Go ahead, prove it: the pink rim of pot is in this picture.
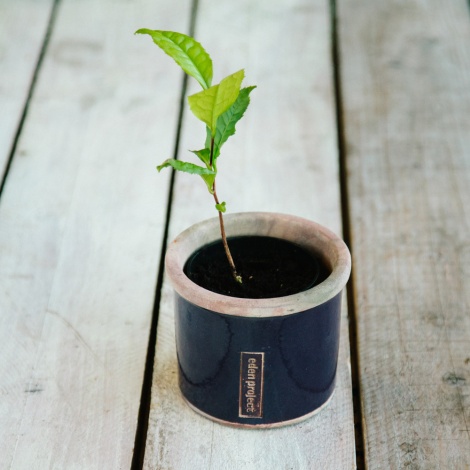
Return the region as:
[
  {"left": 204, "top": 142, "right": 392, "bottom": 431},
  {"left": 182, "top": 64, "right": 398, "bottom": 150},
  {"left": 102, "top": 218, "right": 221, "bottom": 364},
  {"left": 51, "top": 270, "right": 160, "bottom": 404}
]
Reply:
[{"left": 165, "top": 212, "right": 351, "bottom": 318}]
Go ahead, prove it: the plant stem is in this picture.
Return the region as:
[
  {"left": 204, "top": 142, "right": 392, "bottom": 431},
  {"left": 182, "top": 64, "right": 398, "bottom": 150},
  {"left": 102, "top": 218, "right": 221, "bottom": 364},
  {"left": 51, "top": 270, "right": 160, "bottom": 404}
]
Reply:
[
  {"left": 208, "top": 136, "right": 242, "bottom": 284},
  {"left": 212, "top": 181, "right": 242, "bottom": 284},
  {"left": 210, "top": 137, "right": 215, "bottom": 167}
]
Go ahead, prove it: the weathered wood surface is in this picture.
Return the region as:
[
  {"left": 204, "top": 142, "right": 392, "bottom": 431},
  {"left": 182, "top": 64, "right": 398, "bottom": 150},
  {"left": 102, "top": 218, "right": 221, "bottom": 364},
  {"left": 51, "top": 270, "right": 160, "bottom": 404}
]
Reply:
[
  {"left": 143, "top": 0, "right": 356, "bottom": 468},
  {"left": 0, "top": 0, "right": 54, "bottom": 179},
  {"left": 6, "top": 0, "right": 469, "bottom": 467},
  {"left": 0, "top": 0, "right": 185, "bottom": 467},
  {"left": 339, "top": 0, "right": 470, "bottom": 467}
]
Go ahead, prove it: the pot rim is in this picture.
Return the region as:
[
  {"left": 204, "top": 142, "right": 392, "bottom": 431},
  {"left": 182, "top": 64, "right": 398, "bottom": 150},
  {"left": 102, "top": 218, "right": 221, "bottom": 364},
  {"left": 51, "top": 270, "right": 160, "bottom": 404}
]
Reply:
[{"left": 165, "top": 212, "right": 351, "bottom": 317}]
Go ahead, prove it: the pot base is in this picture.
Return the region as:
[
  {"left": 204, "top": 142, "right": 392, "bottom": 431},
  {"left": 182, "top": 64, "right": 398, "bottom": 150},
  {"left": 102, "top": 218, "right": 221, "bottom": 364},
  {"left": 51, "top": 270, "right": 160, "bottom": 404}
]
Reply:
[{"left": 182, "top": 389, "right": 336, "bottom": 429}]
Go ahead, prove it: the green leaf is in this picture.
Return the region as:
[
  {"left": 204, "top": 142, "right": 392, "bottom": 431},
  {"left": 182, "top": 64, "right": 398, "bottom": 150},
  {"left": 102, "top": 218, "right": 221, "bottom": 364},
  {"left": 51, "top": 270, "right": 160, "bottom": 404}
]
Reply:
[
  {"left": 135, "top": 29, "right": 212, "bottom": 89},
  {"left": 190, "top": 148, "right": 211, "bottom": 169},
  {"left": 215, "top": 201, "right": 226, "bottom": 213},
  {"left": 156, "top": 158, "right": 215, "bottom": 175},
  {"left": 157, "top": 159, "right": 215, "bottom": 193},
  {"left": 201, "top": 173, "right": 216, "bottom": 194},
  {"left": 210, "top": 86, "right": 256, "bottom": 159},
  {"left": 188, "top": 69, "right": 245, "bottom": 133}
]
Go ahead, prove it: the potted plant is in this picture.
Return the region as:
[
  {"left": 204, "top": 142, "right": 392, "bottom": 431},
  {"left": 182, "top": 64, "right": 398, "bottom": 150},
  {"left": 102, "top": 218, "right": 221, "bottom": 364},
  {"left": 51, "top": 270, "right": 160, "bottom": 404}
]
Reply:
[{"left": 136, "top": 29, "right": 351, "bottom": 428}]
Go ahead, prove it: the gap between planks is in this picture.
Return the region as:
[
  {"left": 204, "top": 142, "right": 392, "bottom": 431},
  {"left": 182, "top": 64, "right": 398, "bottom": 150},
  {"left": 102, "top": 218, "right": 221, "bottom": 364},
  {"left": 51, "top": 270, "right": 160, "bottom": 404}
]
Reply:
[{"left": 330, "top": 0, "right": 365, "bottom": 468}]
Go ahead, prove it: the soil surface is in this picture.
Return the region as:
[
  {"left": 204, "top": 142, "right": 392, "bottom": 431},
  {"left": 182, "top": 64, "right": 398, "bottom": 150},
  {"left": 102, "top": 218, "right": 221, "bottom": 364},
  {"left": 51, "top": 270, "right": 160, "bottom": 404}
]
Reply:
[{"left": 184, "top": 236, "right": 331, "bottom": 299}]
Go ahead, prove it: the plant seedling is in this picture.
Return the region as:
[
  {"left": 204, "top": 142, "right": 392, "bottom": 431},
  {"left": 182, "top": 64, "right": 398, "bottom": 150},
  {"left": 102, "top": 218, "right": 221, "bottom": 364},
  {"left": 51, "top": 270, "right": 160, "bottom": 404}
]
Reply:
[{"left": 135, "top": 30, "right": 256, "bottom": 284}]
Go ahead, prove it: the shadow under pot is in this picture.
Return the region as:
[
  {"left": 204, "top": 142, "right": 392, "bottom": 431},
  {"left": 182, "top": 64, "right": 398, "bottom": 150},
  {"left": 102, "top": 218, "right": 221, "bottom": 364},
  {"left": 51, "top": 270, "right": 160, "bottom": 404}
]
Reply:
[{"left": 165, "top": 212, "right": 351, "bottom": 428}]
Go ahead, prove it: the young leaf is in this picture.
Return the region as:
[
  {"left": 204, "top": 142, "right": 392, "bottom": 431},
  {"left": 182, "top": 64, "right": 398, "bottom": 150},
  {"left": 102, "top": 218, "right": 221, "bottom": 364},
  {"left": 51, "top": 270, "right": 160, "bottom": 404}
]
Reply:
[
  {"left": 201, "top": 173, "right": 216, "bottom": 194},
  {"left": 190, "top": 148, "right": 211, "bottom": 169},
  {"left": 215, "top": 202, "right": 226, "bottom": 213},
  {"left": 157, "top": 159, "right": 216, "bottom": 193},
  {"left": 209, "top": 86, "right": 256, "bottom": 159},
  {"left": 157, "top": 158, "right": 215, "bottom": 176},
  {"left": 188, "top": 69, "right": 245, "bottom": 133},
  {"left": 135, "top": 29, "right": 212, "bottom": 89}
]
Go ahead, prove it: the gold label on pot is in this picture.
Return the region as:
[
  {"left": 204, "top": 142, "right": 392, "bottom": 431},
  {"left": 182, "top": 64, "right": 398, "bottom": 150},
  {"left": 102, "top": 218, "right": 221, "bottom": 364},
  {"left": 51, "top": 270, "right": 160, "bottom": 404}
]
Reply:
[{"left": 239, "top": 352, "right": 265, "bottom": 418}]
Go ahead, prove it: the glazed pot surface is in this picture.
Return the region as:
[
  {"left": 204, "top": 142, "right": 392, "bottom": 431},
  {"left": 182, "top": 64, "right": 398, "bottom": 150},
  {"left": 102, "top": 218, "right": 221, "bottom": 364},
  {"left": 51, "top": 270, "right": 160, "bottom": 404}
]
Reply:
[{"left": 175, "top": 292, "right": 342, "bottom": 427}]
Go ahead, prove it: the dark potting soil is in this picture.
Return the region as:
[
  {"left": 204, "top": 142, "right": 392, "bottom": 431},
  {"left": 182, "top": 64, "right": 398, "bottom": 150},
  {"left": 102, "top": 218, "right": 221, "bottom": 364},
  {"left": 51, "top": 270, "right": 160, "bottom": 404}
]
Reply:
[{"left": 184, "top": 236, "right": 331, "bottom": 299}]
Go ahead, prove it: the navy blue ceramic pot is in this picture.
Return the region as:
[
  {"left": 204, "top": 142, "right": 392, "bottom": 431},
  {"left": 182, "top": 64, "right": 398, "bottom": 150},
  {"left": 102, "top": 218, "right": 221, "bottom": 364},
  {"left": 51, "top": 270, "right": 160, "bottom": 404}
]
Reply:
[{"left": 165, "top": 212, "right": 351, "bottom": 428}]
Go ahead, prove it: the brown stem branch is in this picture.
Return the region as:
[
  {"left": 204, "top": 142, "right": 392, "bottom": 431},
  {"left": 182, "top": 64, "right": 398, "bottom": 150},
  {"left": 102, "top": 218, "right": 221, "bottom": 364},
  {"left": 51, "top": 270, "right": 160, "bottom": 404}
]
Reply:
[{"left": 212, "top": 181, "right": 242, "bottom": 284}]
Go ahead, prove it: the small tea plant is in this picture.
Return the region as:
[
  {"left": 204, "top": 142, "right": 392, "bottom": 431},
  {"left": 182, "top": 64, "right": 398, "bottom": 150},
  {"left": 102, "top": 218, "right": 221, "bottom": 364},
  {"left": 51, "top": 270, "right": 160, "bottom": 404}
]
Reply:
[{"left": 136, "top": 30, "right": 256, "bottom": 284}]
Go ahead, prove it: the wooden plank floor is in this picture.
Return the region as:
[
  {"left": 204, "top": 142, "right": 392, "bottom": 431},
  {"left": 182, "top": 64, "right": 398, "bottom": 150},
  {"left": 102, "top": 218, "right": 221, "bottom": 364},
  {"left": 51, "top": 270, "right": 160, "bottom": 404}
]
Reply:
[
  {"left": 0, "top": 0, "right": 54, "bottom": 180},
  {"left": 0, "top": 0, "right": 182, "bottom": 467},
  {"left": 1, "top": 0, "right": 469, "bottom": 468},
  {"left": 339, "top": 0, "right": 470, "bottom": 467}
]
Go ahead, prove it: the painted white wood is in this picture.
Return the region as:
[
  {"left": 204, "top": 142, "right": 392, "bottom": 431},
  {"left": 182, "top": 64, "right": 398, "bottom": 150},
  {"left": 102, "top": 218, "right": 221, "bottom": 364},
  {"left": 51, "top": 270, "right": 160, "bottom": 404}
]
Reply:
[
  {"left": 0, "top": 0, "right": 54, "bottom": 179},
  {"left": 339, "top": 0, "right": 470, "bottom": 467},
  {"left": 144, "top": 0, "right": 356, "bottom": 468},
  {"left": 0, "top": 0, "right": 191, "bottom": 468}
]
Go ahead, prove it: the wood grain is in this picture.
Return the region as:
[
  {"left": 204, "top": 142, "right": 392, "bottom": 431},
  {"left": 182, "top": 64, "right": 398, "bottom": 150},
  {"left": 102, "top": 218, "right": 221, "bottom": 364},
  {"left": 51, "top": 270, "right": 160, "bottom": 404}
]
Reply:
[
  {"left": 338, "top": 0, "right": 470, "bottom": 467},
  {"left": 143, "top": 0, "right": 355, "bottom": 468},
  {"left": 0, "top": 0, "right": 190, "bottom": 467},
  {"left": 0, "top": 0, "right": 54, "bottom": 179}
]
